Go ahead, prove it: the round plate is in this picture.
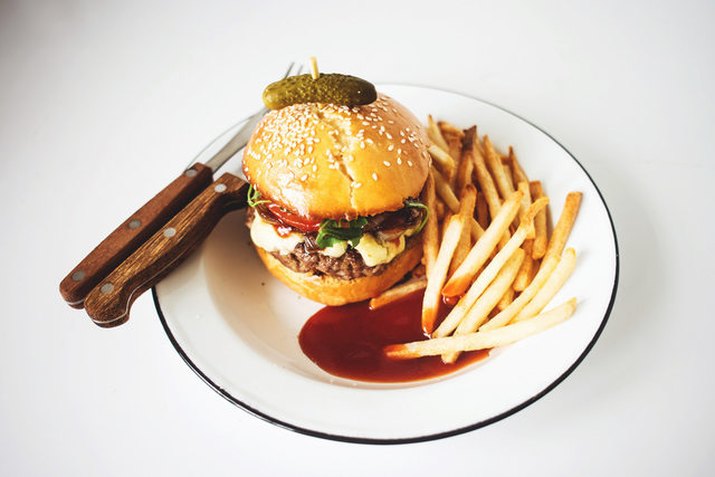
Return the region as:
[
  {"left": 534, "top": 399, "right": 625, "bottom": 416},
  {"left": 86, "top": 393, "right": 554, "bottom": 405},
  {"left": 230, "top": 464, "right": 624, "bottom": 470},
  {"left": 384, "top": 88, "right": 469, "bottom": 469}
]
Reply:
[{"left": 153, "top": 84, "right": 619, "bottom": 444}]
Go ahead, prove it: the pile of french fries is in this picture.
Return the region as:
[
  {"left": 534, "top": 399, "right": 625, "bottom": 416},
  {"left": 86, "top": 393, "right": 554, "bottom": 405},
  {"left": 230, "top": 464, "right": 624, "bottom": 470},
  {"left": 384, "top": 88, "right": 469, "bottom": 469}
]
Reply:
[{"left": 373, "top": 116, "right": 583, "bottom": 362}]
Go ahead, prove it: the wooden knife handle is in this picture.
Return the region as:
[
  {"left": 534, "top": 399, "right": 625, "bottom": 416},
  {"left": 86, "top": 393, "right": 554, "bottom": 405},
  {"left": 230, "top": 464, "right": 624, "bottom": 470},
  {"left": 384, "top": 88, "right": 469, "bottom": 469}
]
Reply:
[
  {"left": 60, "top": 163, "right": 214, "bottom": 309},
  {"left": 84, "top": 173, "right": 247, "bottom": 327}
]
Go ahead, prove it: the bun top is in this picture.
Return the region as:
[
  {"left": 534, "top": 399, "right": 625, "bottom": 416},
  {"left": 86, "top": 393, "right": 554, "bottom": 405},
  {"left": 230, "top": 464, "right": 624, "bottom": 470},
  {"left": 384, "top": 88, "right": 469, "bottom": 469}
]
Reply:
[{"left": 243, "top": 94, "right": 430, "bottom": 219}]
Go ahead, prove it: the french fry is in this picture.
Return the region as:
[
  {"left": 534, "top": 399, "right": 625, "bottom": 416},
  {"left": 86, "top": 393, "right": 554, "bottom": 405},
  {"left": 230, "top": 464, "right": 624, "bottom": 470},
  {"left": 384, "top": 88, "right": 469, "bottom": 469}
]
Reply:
[
  {"left": 421, "top": 215, "right": 466, "bottom": 333},
  {"left": 385, "top": 298, "right": 577, "bottom": 359},
  {"left": 369, "top": 278, "right": 427, "bottom": 310},
  {"left": 439, "top": 122, "right": 464, "bottom": 188},
  {"left": 530, "top": 181, "right": 548, "bottom": 259},
  {"left": 456, "top": 151, "right": 474, "bottom": 193},
  {"left": 455, "top": 132, "right": 474, "bottom": 192},
  {"left": 442, "top": 248, "right": 525, "bottom": 363},
  {"left": 514, "top": 247, "right": 577, "bottom": 322},
  {"left": 496, "top": 285, "right": 515, "bottom": 311},
  {"left": 435, "top": 200, "right": 446, "bottom": 221},
  {"left": 513, "top": 240, "right": 535, "bottom": 291},
  {"left": 434, "top": 197, "right": 549, "bottom": 338},
  {"left": 450, "top": 126, "right": 484, "bottom": 242},
  {"left": 449, "top": 185, "right": 477, "bottom": 277},
  {"left": 421, "top": 172, "right": 439, "bottom": 276},
  {"left": 431, "top": 166, "right": 460, "bottom": 213},
  {"left": 469, "top": 218, "right": 485, "bottom": 242},
  {"left": 427, "top": 115, "right": 450, "bottom": 152},
  {"left": 516, "top": 181, "right": 533, "bottom": 236},
  {"left": 483, "top": 135, "right": 515, "bottom": 201},
  {"left": 502, "top": 162, "right": 515, "bottom": 192},
  {"left": 469, "top": 129, "right": 502, "bottom": 221},
  {"left": 441, "top": 212, "right": 453, "bottom": 240},
  {"left": 470, "top": 130, "right": 508, "bottom": 246},
  {"left": 480, "top": 252, "right": 560, "bottom": 331},
  {"left": 509, "top": 146, "right": 529, "bottom": 185},
  {"left": 428, "top": 144, "right": 456, "bottom": 181},
  {"left": 442, "top": 190, "right": 524, "bottom": 298},
  {"left": 438, "top": 120, "right": 464, "bottom": 162},
  {"left": 476, "top": 192, "right": 489, "bottom": 230},
  {"left": 542, "top": 192, "right": 582, "bottom": 263}
]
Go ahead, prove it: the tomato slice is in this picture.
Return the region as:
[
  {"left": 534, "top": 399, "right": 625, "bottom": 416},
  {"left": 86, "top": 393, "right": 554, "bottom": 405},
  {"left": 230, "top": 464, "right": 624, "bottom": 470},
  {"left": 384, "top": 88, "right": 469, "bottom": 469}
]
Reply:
[{"left": 265, "top": 203, "right": 322, "bottom": 232}]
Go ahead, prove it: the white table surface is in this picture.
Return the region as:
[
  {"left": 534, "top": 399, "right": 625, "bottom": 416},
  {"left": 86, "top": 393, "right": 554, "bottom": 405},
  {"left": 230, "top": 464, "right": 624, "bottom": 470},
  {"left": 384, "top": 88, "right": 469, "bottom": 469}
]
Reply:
[{"left": 2, "top": 0, "right": 713, "bottom": 475}]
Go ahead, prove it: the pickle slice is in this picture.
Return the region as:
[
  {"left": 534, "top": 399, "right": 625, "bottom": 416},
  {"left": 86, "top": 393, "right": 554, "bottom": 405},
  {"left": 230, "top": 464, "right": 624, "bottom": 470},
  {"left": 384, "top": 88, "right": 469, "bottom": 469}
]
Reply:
[{"left": 262, "top": 73, "right": 377, "bottom": 109}]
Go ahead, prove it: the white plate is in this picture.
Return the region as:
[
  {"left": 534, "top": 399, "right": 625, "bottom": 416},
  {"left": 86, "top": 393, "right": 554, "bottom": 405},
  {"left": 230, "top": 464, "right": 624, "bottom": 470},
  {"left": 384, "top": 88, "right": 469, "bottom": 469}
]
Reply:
[{"left": 153, "top": 85, "right": 619, "bottom": 443}]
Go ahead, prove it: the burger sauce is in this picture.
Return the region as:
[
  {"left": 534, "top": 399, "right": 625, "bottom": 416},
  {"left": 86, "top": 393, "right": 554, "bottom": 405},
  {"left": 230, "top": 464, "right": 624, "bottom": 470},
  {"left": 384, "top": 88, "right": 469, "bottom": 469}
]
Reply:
[{"left": 299, "top": 291, "right": 489, "bottom": 383}]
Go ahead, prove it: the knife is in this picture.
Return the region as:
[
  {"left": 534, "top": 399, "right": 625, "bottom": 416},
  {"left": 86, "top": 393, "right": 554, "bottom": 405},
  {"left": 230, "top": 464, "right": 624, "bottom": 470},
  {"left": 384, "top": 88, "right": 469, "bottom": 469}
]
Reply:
[
  {"left": 84, "top": 170, "right": 248, "bottom": 327},
  {"left": 60, "top": 63, "right": 299, "bottom": 311}
]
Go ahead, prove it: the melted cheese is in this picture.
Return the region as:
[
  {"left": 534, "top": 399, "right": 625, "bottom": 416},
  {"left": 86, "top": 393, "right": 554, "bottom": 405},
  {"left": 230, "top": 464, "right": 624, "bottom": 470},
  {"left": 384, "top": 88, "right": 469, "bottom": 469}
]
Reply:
[
  {"left": 250, "top": 212, "right": 409, "bottom": 266},
  {"left": 250, "top": 213, "right": 304, "bottom": 255},
  {"left": 321, "top": 240, "right": 348, "bottom": 257},
  {"left": 355, "top": 234, "right": 406, "bottom": 267}
]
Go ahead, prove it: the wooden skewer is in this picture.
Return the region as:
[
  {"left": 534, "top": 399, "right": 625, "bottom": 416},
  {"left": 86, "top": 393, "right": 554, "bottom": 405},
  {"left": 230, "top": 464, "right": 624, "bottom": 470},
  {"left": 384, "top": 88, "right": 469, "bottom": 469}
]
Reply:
[{"left": 310, "top": 56, "right": 319, "bottom": 79}]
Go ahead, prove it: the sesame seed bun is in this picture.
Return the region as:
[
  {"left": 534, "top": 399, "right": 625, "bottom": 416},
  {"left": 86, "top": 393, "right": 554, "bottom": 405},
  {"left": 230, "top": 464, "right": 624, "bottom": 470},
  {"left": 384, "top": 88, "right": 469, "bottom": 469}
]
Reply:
[
  {"left": 243, "top": 94, "right": 430, "bottom": 219},
  {"left": 253, "top": 237, "right": 423, "bottom": 306}
]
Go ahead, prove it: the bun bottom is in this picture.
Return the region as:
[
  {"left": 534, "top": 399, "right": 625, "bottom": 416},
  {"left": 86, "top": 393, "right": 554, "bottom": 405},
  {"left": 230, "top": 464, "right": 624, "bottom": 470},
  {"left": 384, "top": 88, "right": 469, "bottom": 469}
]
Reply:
[{"left": 254, "top": 238, "right": 423, "bottom": 306}]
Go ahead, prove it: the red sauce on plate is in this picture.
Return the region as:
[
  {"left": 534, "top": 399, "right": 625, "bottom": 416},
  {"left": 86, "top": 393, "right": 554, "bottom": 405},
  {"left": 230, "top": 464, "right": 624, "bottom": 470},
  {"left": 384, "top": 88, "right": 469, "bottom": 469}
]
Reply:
[{"left": 299, "top": 291, "right": 489, "bottom": 383}]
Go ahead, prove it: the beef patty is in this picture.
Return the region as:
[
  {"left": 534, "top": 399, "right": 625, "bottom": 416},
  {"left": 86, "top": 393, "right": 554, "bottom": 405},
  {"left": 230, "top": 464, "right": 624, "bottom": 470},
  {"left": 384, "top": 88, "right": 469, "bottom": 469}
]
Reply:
[{"left": 246, "top": 206, "right": 423, "bottom": 280}]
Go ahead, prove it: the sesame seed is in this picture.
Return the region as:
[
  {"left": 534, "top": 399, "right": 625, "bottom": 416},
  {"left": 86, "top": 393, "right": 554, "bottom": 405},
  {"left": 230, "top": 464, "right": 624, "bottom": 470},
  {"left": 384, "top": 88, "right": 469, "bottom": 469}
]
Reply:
[
  {"left": 387, "top": 144, "right": 394, "bottom": 151},
  {"left": 372, "top": 172, "right": 378, "bottom": 181},
  {"left": 407, "top": 160, "right": 414, "bottom": 167},
  {"left": 383, "top": 161, "right": 391, "bottom": 167},
  {"left": 401, "top": 138, "right": 406, "bottom": 144},
  {"left": 360, "top": 141, "right": 365, "bottom": 149},
  {"left": 397, "top": 157, "right": 403, "bottom": 165},
  {"left": 300, "top": 174, "right": 308, "bottom": 181},
  {"left": 353, "top": 182, "right": 362, "bottom": 188}
]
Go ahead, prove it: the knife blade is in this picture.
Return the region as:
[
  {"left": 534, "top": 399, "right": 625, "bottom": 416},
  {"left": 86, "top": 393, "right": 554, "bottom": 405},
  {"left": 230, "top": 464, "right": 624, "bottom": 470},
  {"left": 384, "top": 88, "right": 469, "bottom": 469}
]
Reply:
[{"left": 59, "top": 63, "right": 297, "bottom": 309}]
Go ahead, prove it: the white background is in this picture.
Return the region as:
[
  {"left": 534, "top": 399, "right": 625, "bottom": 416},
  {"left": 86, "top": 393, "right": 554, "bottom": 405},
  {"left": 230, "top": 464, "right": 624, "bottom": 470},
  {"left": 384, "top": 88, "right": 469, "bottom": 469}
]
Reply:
[{"left": 1, "top": 0, "right": 713, "bottom": 475}]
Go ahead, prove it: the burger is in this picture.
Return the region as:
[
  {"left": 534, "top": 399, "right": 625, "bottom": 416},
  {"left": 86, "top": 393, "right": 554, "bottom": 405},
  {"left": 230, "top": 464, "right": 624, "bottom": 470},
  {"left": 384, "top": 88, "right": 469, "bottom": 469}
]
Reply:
[{"left": 242, "top": 93, "right": 431, "bottom": 305}]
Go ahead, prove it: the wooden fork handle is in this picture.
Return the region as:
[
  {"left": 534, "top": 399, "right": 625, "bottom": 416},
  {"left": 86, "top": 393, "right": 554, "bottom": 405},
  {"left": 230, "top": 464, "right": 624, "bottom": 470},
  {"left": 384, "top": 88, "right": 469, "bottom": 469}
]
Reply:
[
  {"left": 83, "top": 173, "right": 247, "bottom": 327},
  {"left": 60, "top": 163, "right": 214, "bottom": 309}
]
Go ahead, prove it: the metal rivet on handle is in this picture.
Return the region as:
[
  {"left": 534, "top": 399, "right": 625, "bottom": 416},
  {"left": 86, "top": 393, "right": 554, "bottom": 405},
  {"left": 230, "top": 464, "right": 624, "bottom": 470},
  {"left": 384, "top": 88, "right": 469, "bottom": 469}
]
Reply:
[
  {"left": 163, "top": 227, "right": 176, "bottom": 238},
  {"left": 184, "top": 168, "right": 198, "bottom": 178},
  {"left": 71, "top": 270, "right": 85, "bottom": 282},
  {"left": 100, "top": 283, "right": 114, "bottom": 294},
  {"left": 214, "top": 184, "right": 227, "bottom": 193},
  {"left": 128, "top": 219, "right": 142, "bottom": 230}
]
